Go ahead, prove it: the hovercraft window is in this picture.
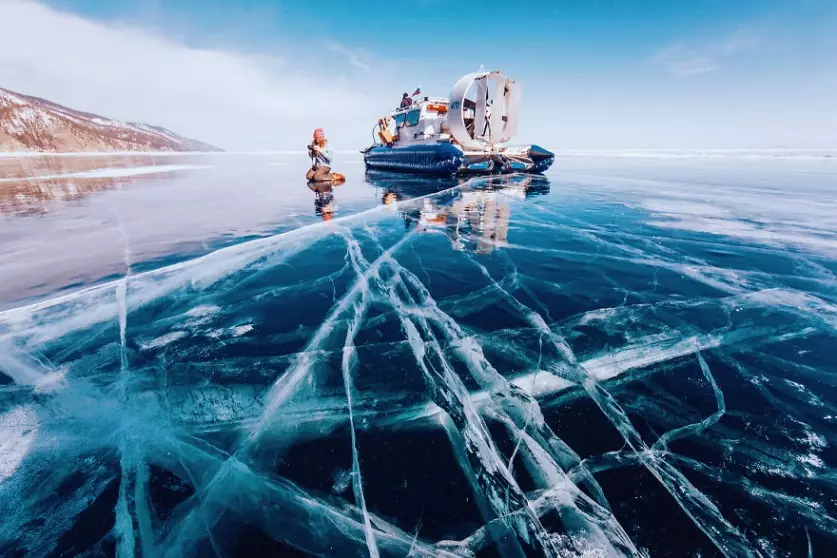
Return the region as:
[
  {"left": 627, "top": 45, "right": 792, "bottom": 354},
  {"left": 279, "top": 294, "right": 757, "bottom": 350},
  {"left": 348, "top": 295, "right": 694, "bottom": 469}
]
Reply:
[
  {"left": 405, "top": 110, "right": 421, "bottom": 127},
  {"left": 394, "top": 113, "right": 407, "bottom": 128}
]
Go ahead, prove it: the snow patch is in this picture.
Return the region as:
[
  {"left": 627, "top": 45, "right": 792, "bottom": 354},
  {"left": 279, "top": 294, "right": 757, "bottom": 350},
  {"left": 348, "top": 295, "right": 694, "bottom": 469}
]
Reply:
[
  {"left": 185, "top": 305, "right": 221, "bottom": 318},
  {"left": 0, "top": 407, "right": 38, "bottom": 484},
  {"left": 331, "top": 469, "right": 352, "bottom": 494},
  {"left": 205, "top": 324, "right": 254, "bottom": 339},
  {"left": 0, "top": 164, "right": 213, "bottom": 184},
  {"left": 797, "top": 453, "right": 824, "bottom": 469},
  {"left": 140, "top": 330, "right": 188, "bottom": 350},
  {"left": 799, "top": 425, "right": 827, "bottom": 451},
  {"left": 230, "top": 324, "right": 254, "bottom": 337}
]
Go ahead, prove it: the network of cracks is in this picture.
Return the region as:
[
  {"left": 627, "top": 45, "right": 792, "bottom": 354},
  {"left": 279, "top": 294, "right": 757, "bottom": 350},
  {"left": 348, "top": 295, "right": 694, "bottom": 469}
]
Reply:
[{"left": 1, "top": 173, "right": 836, "bottom": 557}]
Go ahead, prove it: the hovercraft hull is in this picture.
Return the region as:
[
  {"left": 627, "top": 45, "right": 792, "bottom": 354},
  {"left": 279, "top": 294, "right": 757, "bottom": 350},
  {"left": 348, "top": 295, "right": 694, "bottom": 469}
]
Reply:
[
  {"left": 362, "top": 143, "right": 554, "bottom": 176},
  {"left": 363, "top": 143, "right": 464, "bottom": 176}
]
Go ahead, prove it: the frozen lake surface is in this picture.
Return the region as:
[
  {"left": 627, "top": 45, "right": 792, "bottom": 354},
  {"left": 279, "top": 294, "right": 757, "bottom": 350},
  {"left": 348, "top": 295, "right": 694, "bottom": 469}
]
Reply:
[{"left": 0, "top": 152, "right": 836, "bottom": 556}]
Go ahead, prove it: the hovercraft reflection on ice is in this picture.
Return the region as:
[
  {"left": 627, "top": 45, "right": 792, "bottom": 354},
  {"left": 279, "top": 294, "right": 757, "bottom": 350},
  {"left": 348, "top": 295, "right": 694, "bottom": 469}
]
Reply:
[
  {"left": 366, "top": 170, "right": 550, "bottom": 204},
  {"left": 362, "top": 70, "right": 554, "bottom": 175},
  {"left": 367, "top": 171, "right": 550, "bottom": 254}
]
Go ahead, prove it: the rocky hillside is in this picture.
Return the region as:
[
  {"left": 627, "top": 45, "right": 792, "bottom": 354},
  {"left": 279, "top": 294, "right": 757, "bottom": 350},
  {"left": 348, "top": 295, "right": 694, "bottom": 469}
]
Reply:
[{"left": 0, "top": 87, "right": 221, "bottom": 153}]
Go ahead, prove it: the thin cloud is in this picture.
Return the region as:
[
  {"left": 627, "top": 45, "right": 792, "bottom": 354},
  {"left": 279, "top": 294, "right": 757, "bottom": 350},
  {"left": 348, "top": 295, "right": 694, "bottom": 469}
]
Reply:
[
  {"left": 720, "top": 27, "right": 761, "bottom": 54},
  {"left": 670, "top": 56, "right": 715, "bottom": 76},
  {"left": 653, "top": 26, "right": 761, "bottom": 77},
  {"left": 0, "top": 0, "right": 395, "bottom": 150},
  {"left": 326, "top": 42, "right": 373, "bottom": 72}
]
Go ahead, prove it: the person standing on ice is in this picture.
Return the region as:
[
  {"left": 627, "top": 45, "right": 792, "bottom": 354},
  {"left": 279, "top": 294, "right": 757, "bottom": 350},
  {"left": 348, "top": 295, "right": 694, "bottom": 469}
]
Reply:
[{"left": 306, "top": 128, "right": 344, "bottom": 183}]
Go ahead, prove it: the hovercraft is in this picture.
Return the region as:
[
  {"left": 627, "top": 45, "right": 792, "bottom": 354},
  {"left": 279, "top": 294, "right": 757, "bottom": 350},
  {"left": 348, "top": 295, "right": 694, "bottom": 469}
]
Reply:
[{"left": 362, "top": 70, "right": 554, "bottom": 176}]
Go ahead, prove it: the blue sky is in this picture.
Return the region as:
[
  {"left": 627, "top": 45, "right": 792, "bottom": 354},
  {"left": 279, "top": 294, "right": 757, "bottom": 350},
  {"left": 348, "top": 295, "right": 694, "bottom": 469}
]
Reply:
[{"left": 3, "top": 0, "right": 836, "bottom": 149}]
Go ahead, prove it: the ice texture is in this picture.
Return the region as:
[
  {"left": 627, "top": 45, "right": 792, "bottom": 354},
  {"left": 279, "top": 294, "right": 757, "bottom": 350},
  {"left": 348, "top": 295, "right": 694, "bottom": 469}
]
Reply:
[{"left": 1, "top": 156, "right": 836, "bottom": 557}]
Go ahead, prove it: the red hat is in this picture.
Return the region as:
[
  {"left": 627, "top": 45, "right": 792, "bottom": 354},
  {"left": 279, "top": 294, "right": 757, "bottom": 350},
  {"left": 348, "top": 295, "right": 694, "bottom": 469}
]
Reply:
[{"left": 313, "top": 128, "right": 325, "bottom": 140}]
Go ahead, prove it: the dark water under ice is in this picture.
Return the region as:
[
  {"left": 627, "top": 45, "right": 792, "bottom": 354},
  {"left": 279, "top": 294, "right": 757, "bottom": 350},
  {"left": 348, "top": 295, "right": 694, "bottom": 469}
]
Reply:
[{"left": 0, "top": 152, "right": 836, "bottom": 557}]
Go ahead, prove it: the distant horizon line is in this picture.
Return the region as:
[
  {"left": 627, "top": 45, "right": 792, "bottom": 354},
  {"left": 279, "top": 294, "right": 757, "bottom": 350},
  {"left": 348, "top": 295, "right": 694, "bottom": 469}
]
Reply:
[{"left": 2, "top": 148, "right": 836, "bottom": 160}]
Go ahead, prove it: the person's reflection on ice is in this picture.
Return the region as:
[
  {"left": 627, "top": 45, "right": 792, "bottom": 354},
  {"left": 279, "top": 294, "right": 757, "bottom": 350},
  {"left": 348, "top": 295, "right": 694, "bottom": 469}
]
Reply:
[{"left": 308, "top": 181, "right": 336, "bottom": 221}]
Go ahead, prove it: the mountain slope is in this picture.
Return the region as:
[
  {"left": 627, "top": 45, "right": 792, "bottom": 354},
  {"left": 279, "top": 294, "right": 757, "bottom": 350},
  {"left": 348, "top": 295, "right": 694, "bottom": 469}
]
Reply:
[{"left": 0, "top": 87, "right": 221, "bottom": 153}]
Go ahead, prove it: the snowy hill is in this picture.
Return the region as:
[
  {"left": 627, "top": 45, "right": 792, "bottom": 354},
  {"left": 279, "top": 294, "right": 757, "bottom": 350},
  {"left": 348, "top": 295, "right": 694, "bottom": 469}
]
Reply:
[{"left": 0, "top": 87, "right": 221, "bottom": 153}]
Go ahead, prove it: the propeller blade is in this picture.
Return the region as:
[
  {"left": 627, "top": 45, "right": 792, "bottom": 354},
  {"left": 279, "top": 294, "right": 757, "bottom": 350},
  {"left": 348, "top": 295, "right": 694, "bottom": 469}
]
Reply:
[
  {"left": 488, "top": 75, "right": 505, "bottom": 143},
  {"left": 474, "top": 78, "right": 487, "bottom": 140},
  {"left": 503, "top": 79, "right": 521, "bottom": 139}
]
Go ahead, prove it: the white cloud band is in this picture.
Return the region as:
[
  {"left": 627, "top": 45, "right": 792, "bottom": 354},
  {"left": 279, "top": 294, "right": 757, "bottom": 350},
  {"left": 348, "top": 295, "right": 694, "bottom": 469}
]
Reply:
[{"left": 0, "top": 0, "right": 393, "bottom": 150}]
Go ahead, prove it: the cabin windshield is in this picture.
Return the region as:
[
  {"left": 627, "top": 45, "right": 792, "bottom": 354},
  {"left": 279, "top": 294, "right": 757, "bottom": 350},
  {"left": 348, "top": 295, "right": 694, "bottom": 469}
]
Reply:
[
  {"left": 405, "top": 110, "right": 421, "bottom": 127},
  {"left": 393, "top": 113, "right": 407, "bottom": 128}
]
